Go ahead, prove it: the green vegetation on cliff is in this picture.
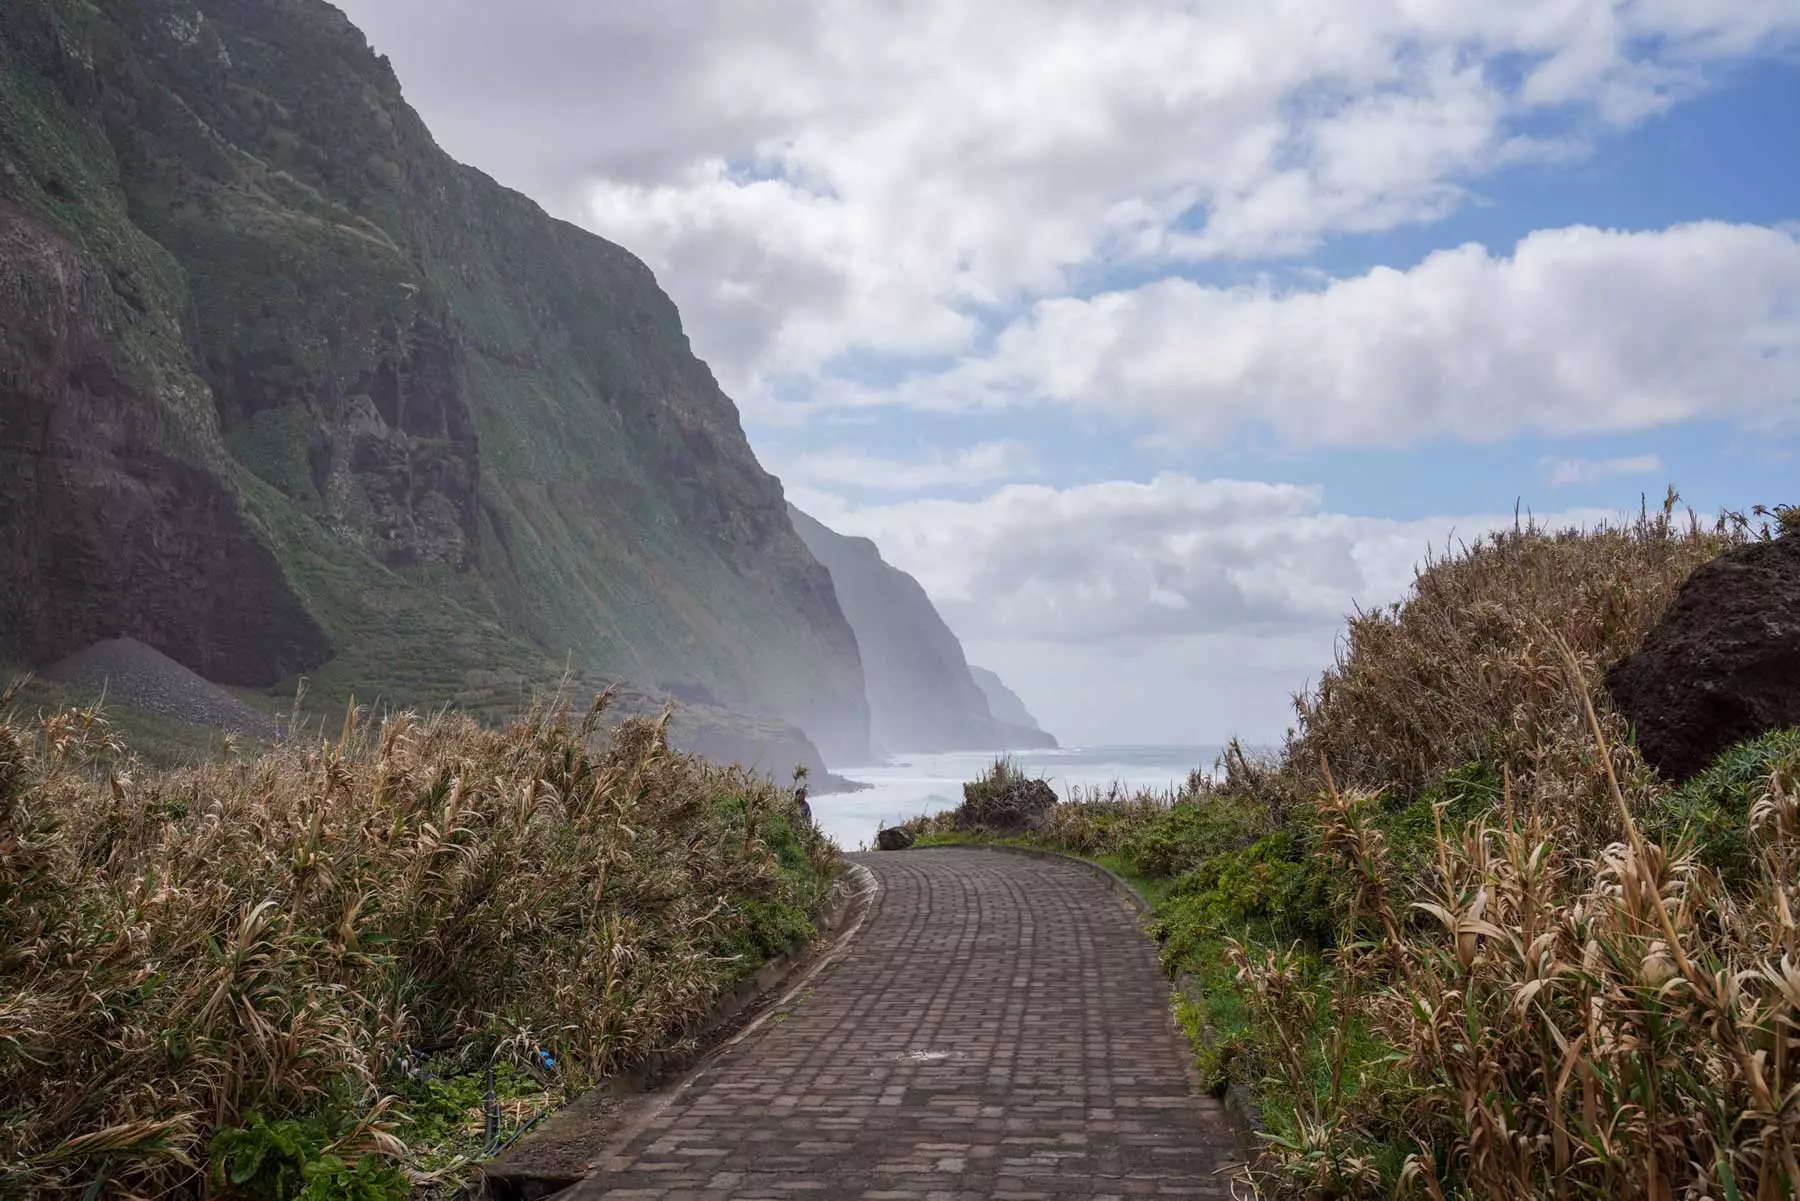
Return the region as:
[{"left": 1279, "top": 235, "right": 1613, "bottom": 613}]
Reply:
[{"left": 0, "top": 0, "right": 870, "bottom": 763}]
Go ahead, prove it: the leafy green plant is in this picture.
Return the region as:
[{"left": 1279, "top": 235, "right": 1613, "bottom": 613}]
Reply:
[
  {"left": 1642, "top": 727, "right": 1800, "bottom": 880},
  {"left": 208, "top": 1114, "right": 408, "bottom": 1201},
  {"left": 394, "top": 1062, "right": 555, "bottom": 1175},
  {"left": 1116, "top": 796, "right": 1260, "bottom": 878}
]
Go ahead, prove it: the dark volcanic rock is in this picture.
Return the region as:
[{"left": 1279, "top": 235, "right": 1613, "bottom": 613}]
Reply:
[
  {"left": 0, "top": 198, "right": 332, "bottom": 686},
  {"left": 875, "top": 826, "right": 916, "bottom": 851},
  {"left": 1606, "top": 535, "right": 1800, "bottom": 781}
]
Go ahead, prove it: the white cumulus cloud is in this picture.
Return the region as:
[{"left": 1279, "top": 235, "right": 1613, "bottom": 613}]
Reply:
[
  {"left": 794, "top": 475, "right": 1619, "bottom": 741},
  {"left": 857, "top": 222, "right": 1800, "bottom": 447},
  {"left": 792, "top": 474, "right": 1612, "bottom": 644},
  {"left": 337, "top": 0, "right": 1800, "bottom": 403},
  {"left": 774, "top": 441, "right": 1039, "bottom": 493},
  {"left": 1543, "top": 454, "right": 1666, "bottom": 487}
]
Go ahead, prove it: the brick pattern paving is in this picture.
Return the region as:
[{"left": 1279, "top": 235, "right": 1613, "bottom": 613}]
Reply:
[{"left": 569, "top": 847, "right": 1240, "bottom": 1199}]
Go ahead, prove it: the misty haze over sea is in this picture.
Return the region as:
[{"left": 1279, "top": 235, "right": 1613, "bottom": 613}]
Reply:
[{"left": 816, "top": 745, "right": 1230, "bottom": 850}]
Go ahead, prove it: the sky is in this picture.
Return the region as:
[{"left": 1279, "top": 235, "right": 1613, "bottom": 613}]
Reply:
[{"left": 333, "top": 0, "right": 1800, "bottom": 749}]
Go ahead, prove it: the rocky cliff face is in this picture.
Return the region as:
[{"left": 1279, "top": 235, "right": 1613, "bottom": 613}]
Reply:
[
  {"left": 0, "top": 0, "right": 871, "bottom": 762},
  {"left": 790, "top": 507, "right": 1056, "bottom": 753},
  {"left": 970, "top": 666, "right": 1057, "bottom": 746}
]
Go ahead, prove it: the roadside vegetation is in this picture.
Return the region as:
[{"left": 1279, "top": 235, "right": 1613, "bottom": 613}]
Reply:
[
  {"left": 0, "top": 686, "right": 838, "bottom": 1199},
  {"left": 903, "top": 498, "right": 1800, "bottom": 1198}
]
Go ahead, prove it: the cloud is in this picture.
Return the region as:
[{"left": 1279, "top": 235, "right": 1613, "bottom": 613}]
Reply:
[
  {"left": 795, "top": 474, "right": 1638, "bottom": 742},
  {"left": 854, "top": 221, "right": 1800, "bottom": 446},
  {"left": 794, "top": 474, "right": 1613, "bottom": 645},
  {"left": 337, "top": 0, "right": 1800, "bottom": 402},
  {"left": 775, "top": 441, "right": 1039, "bottom": 493},
  {"left": 1542, "top": 454, "right": 1666, "bottom": 487}
]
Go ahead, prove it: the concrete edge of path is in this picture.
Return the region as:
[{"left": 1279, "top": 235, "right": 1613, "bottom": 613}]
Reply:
[
  {"left": 480, "top": 861, "right": 882, "bottom": 1199},
  {"left": 898, "top": 842, "right": 1268, "bottom": 1150}
]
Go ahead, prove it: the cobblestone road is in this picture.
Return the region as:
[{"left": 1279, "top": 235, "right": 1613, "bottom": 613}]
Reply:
[{"left": 570, "top": 847, "right": 1240, "bottom": 1199}]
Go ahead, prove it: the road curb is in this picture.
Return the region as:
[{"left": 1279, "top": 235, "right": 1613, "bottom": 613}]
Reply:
[{"left": 906, "top": 841, "right": 1266, "bottom": 1149}]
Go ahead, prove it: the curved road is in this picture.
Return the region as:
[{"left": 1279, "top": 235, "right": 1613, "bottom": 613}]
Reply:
[{"left": 571, "top": 847, "right": 1240, "bottom": 1199}]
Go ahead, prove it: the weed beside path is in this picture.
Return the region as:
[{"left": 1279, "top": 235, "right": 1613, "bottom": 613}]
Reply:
[{"left": 0, "top": 686, "right": 839, "bottom": 1199}]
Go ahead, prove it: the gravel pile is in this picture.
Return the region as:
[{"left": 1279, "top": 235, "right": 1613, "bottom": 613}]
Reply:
[{"left": 40, "top": 638, "right": 281, "bottom": 741}]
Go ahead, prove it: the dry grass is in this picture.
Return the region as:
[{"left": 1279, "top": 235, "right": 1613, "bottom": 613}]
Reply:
[
  {"left": 1241, "top": 651, "right": 1800, "bottom": 1199},
  {"left": 1293, "top": 495, "right": 1741, "bottom": 846},
  {"left": 0, "top": 685, "right": 838, "bottom": 1198},
  {"left": 914, "top": 499, "right": 1800, "bottom": 1198}
]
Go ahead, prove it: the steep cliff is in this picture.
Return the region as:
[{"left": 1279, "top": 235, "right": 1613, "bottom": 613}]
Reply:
[
  {"left": 790, "top": 507, "right": 1057, "bottom": 753},
  {"left": 0, "top": 0, "right": 871, "bottom": 762},
  {"left": 970, "top": 666, "right": 1056, "bottom": 746}
]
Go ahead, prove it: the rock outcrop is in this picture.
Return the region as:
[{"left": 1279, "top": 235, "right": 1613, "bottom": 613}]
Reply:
[
  {"left": 789, "top": 507, "right": 1057, "bottom": 754},
  {"left": 1606, "top": 534, "right": 1800, "bottom": 781},
  {"left": 0, "top": 0, "right": 871, "bottom": 764}
]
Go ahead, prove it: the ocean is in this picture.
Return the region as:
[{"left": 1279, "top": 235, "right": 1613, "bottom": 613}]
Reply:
[{"left": 811, "top": 744, "right": 1225, "bottom": 851}]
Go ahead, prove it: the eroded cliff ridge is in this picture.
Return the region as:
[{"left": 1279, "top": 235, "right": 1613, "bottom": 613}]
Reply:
[
  {"left": 970, "top": 666, "right": 1053, "bottom": 742},
  {"left": 0, "top": 0, "right": 871, "bottom": 762},
  {"left": 790, "top": 507, "right": 1057, "bottom": 753}
]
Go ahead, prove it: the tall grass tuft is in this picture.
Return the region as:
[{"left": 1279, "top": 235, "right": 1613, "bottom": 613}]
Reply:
[
  {"left": 0, "top": 689, "right": 838, "bottom": 1197},
  {"left": 1245, "top": 643, "right": 1800, "bottom": 1198}
]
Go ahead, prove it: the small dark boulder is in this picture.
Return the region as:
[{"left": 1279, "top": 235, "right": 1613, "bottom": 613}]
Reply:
[
  {"left": 1606, "top": 534, "right": 1800, "bottom": 782},
  {"left": 876, "top": 825, "right": 916, "bottom": 851}
]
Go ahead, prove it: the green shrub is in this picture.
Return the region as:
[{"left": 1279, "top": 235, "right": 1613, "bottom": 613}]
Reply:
[
  {"left": 1166, "top": 830, "right": 1335, "bottom": 943},
  {"left": 394, "top": 1062, "right": 553, "bottom": 1175},
  {"left": 1116, "top": 796, "right": 1261, "bottom": 878},
  {"left": 1377, "top": 760, "right": 1502, "bottom": 873},
  {"left": 209, "top": 1113, "right": 409, "bottom": 1201},
  {"left": 1643, "top": 728, "right": 1800, "bottom": 880}
]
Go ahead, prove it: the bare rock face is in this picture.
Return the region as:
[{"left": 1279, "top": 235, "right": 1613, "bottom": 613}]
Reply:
[
  {"left": 789, "top": 506, "right": 1057, "bottom": 754},
  {"left": 1605, "top": 535, "right": 1800, "bottom": 781},
  {"left": 0, "top": 196, "right": 330, "bottom": 685},
  {"left": 970, "top": 666, "right": 1053, "bottom": 741}
]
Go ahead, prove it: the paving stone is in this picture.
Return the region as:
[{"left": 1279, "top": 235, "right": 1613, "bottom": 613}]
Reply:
[{"left": 570, "top": 849, "right": 1239, "bottom": 1199}]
